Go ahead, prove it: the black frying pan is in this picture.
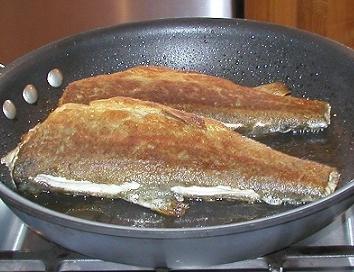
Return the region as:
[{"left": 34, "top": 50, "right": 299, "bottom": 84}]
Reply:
[{"left": 0, "top": 18, "right": 353, "bottom": 268}]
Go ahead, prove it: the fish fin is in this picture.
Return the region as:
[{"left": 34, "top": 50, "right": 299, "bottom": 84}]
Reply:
[
  {"left": 1, "top": 146, "right": 21, "bottom": 190},
  {"left": 1, "top": 146, "right": 20, "bottom": 174},
  {"left": 154, "top": 201, "right": 189, "bottom": 217},
  {"left": 254, "top": 82, "right": 291, "bottom": 96},
  {"left": 31, "top": 175, "right": 189, "bottom": 217},
  {"left": 124, "top": 191, "right": 189, "bottom": 217},
  {"left": 162, "top": 107, "right": 206, "bottom": 129}
]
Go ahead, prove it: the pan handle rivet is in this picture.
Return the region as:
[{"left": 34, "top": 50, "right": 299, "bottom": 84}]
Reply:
[
  {"left": 3, "top": 100, "right": 16, "bottom": 119},
  {"left": 47, "top": 68, "right": 63, "bottom": 88},
  {"left": 23, "top": 84, "right": 38, "bottom": 104}
]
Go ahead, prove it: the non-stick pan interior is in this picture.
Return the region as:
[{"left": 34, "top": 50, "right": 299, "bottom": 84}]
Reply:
[{"left": 0, "top": 18, "right": 353, "bottom": 228}]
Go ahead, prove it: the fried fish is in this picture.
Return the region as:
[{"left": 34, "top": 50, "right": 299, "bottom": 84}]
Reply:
[
  {"left": 59, "top": 66, "right": 330, "bottom": 136},
  {"left": 2, "top": 97, "right": 339, "bottom": 216}
]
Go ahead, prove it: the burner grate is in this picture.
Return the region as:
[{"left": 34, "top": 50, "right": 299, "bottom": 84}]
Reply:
[{"left": 1, "top": 246, "right": 354, "bottom": 272}]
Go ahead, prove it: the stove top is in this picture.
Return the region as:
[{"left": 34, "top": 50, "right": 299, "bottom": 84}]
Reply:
[{"left": 0, "top": 199, "right": 353, "bottom": 272}]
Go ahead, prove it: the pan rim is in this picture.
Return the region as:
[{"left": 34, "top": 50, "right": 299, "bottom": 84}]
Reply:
[
  {"left": 0, "top": 180, "right": 353, "bottom": 238},
  {"left": 0, "top": 17, "right": 353, "bottom": 238},
  {"left": 2, "top": 17, "right": 353, "bottom": 71}
]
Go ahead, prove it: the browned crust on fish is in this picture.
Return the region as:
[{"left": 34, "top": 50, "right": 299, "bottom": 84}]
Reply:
[
  {"left": 59, "top": 66, "right": 330, "bottom": 135},
  {"left": 13, "top": 97, "right": 338, "bottom": 216}
]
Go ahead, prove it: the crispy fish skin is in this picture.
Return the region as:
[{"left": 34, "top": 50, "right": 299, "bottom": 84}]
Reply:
[
  {"left": 4, "top": 97, "right": 338, "bottom": 216},
  {"left": 59, "top": 66, "right": 330, "bottom": 136}
]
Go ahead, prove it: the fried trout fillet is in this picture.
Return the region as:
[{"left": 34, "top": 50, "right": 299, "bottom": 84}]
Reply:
[
  {"left": 59, "top": 66, "right": 330, "bottom": 136},
  {"left": 2, "top": 97, "right": 338, "bottom": 216}
]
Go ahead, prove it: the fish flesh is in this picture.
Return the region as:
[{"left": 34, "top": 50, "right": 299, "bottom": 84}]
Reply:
[
  {"left": 2, "top": 97, "right": 339, "bottom": 216},
  {"left": 59, "top": 66, "right": 330, "bottom": 136}
]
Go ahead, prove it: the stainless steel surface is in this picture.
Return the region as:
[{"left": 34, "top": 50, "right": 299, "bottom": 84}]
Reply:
[
  {"left": 23, "top": 84, "right": 38, "bottom": 104},
  {"left": 113, "top": 0, "right": 234, "bottom": 22},
  {"left": 47, "top": 68, "right": 63, "bottom": 88},
  {"left": 0, "top": 260, "right": 45, "bottom": 272},
  {"left": 0, "top": 200, "right": 27, "bottom": 251},
  {"left": 0, "top": 64, "right": 4, "bottom": 77},
  {"left": 2, "top": 100, "right": 16, "bottom": 119},
  {"left": 0, "top": 199, "right": 353, "bottom": 271},
  {"left": 297, "top": 207, "right": 354, "bottom": 246}
]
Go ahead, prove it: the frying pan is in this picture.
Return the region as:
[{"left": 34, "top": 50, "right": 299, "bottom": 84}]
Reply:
[{"left": 0, "top": 18, "right": 353, "bottom": 268}]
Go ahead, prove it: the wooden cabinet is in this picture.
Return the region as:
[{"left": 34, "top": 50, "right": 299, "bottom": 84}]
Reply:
[
  {"left": 245, "top": 0, "right": 354, "bottom": 48},
  {"left": 1, "top": 0, "right": 352, "bottom": 64},
  {"left": 0, "top": 0, "right": 127, "bottom": 64}
]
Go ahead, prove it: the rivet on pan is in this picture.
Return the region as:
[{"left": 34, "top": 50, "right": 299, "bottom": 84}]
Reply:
[
  {"left": 47, "top": 68, "right": 63, "bottom": 88},
  {"left": 23, "top": 84, "right": 38, "bottom": 104},
  {"left": 3, "top": 100, "right": 16, "bottom": 119}
]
